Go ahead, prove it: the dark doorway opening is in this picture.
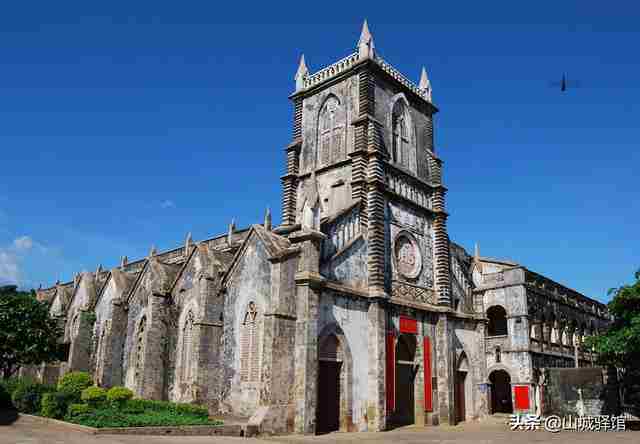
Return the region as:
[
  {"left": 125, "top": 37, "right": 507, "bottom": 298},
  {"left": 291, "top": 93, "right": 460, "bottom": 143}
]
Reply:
[
  {"left": 394, "top": 335, "right": 416, "bottom": 427},
  {"left": 455, "top": 371, "right": 467, "bottom": 423},
  {"left": 487, "top": 306, "right": 508, "bottom": 336},
  {"left": 490, "top": 370, "right": 513, "bottom": 413},
  {"left": 317, "top": 360, "right": 341, "bottom": 433}
]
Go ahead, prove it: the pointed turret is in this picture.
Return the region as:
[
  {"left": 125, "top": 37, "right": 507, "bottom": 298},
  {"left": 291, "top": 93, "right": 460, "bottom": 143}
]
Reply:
[
  {"left": 185, "top": 232, "right": 193, "bottom": 255},
  {"left": 96, "top": 264, "right": 103, "bottom": 276},
  {"left": 121, "top": 255, "right": 128, "bottom": 268},
  {"left": 419, "top": 67, "right": 432, "bottom": 101},
  {"left": 474, "top": 242, "right": 483, "bottom": 273},
  {"left": 149, "top": 245, "right": 157, "bottom": 257},
  {"left": 227, "top": 219, "right": 236, "bottom": 245},
  {"left": 264, "top": 207, "right": 272, "bottom": 231},
  {"left": 357, "top": 19, "right": 375, "bottom": 60},
  {"left": 295, "top": 54, "right": 308, "bottom": 91}
]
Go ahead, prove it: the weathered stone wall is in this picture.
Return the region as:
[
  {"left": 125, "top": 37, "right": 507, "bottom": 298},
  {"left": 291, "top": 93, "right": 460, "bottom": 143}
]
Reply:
[
  {"left": 454, "top": 320, "right": 489, "bottom": 421},
  {"left": 542, "top": 367, "right": 618, "bottom": 416},
  {"left": 318, "top": 290, "right": 369, "bottom": 430},
  {"left": 373, "top": 74, "right": 433, "bottom": 181},
  {"left": 296, "top": 74, "right": 358, "bottom": 220},
  {"left": 222, "top": 235, "right": 272, "bottom": 417}
]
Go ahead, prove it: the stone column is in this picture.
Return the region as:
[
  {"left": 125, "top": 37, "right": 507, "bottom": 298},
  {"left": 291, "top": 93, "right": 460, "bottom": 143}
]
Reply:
[
  {"left": 435, "top": 313, "right": 454, "bottom": 425},
  {"left": 367, "top": 300, "right": 386, "bottom": 431},
  {"left": 99, "top": 300, "right": 127, "bottom": 387},
  {"left": 292, "top": 230, "right": 324, "bottom": 434},
  {"left": 140, "top": 293, "right": 169, "bottom": 400},
  {"left": 68, "top": 309, "right": 95, "bottom": 373},
  {"left": 281, "top": 96, "right": 302, "bottom": 226}
]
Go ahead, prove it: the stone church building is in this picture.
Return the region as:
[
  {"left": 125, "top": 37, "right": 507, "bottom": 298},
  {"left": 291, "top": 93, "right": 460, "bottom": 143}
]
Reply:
[{"left": 32, "top": 22, "right": 610, "bottom": 435}]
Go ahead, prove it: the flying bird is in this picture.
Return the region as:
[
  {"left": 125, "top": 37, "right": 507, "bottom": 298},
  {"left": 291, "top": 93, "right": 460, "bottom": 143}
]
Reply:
[{"left": 550, "top": 73, "right": 581, "bottom": 92}]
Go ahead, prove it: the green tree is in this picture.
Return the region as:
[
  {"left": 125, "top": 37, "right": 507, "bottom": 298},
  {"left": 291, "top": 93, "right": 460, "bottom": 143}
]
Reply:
[
  {"left": 585, "top": 270, "right": 640, "bottom": 368},
  {"left": 0, "top": 285, "right": 62, "bottom": 379}
]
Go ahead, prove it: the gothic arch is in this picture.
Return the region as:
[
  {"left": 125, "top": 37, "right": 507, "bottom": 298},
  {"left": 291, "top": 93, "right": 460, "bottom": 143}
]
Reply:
[
  {"left": 127, "top": 314, "right": 147, "bottom": 391},
  {"left": 486, "top": 305, "right": 508, "bottom": 336},
  {"left": 317, "top": 323, "right": 353, "bottom": 433},
  {"left": 316, "top": 94, "right": 346, "bottom": 168},
  {"left": 387, "top": 93, "right": 416, "bottom": 172},
  {"left": 239, "top": 300, "right": 262, "bottom": 384},
  {"left": 176, "top": 302, "right": 198, "bottom": 389}
]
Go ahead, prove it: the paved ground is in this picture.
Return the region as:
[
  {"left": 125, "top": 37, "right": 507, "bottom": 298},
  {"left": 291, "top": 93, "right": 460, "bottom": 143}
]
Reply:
[{"left": 0, "top": 412, "right": 635, "bottom": 444}]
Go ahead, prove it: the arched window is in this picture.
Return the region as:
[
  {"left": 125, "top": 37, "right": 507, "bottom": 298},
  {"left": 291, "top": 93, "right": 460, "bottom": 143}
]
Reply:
[
  {"left": 392, "top": 101, "right": 410, "bottom": 167},
  {"left": 240, "top": 301, "right": 261, "bottom": 383},
  {"left": 180, "top": 311, "right": 195, "bottom": 383},
  {"left": 71, "top": 313, "right": 81, "bottom": 339},
  {"left": 317, "top": 96, "right": 344, "bottom": 167},
  {"left": 487, "top": 306, "right": 508, "bottom": 336},
  {"left": 134, "top": 316, "right": 146, "bottom": 383},
  {"left": 95, "top": 321, "right": 109, "bottom": 385},
  {"left": 495, "top": 346, "right": 501, "bottom": 363}
]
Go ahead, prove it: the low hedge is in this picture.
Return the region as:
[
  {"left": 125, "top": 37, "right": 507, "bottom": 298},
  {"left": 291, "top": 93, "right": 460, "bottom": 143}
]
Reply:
[
  {"left": 41, "top": 392, "right": 73, "bottom": 419},
  {"left": 106, "top": 386, "right": 133, "bottom": 407},
  {"left": 57, "top": 372, "right": 92, "bottom": 402},
  {"left": 65, "top": 403, "right": 91, "bottom": 419},
  {"left": 11, "top": 381, "right": 55, "bottom": 414},
  {"left": 81, "top": 386, "right": 107, "bottom": 407}
]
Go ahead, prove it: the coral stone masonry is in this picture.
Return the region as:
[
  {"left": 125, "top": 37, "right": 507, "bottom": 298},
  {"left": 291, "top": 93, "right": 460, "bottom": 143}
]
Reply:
[{"left": 29, "top": 21, "right": 611, "bottom": 435}]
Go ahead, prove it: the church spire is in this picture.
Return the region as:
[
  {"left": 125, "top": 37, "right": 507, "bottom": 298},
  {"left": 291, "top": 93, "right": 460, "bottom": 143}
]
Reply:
[
  {"left": 419, "top": 67, "right": 432, "bottom": 101},
  {"left": 357, "top": 19, "right": 375, "bottom": 60},
  {"left": 295, "top": 54, "right": 308, "bottom": 91}
]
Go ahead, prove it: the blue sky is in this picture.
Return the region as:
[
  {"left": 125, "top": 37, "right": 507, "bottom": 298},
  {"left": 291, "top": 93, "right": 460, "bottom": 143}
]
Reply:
[{"left": 0, "top": 2, "right": 637, "bottom": 302}]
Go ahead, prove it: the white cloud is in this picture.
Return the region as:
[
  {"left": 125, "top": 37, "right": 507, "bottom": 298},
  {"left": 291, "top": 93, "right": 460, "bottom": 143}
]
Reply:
[
  {"left": 13, "top": 235, "right": 33, "bottom": 251},
  {"left": 0, "top": 236, "right": 45, "bottom": 285},
  {"left": 0, "top": 250, "right": 19, "bottom": 284},
  {"left": 160, "top": 200, "right": 176, "bottom": 209}
]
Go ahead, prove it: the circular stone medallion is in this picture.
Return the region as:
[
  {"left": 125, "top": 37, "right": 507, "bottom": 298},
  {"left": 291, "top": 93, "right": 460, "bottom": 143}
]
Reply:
[{"left": 394, "top": 232, "right": 422, "bottom": 279}]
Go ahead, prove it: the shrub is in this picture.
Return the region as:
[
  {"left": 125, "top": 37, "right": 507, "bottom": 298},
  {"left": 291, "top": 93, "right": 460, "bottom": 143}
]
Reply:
[
  {"left": 0, "top": 384, "right": 12, "bottom": 408},
  {"left": 81, "top": 386, "right": 107, "bottom": 407},
  {"left": 174, "top": 402, "right": 209, "bottom": 418},
  {"left": 106, "top": 386, "right": 133, "bottom": 407},
  {"left": 57, "top": 372, "right": 92, "bottom": 402},
  {"left": 41, "top": 392, "right": 73, "bottom": 419},
  {"left": 66, "top": 403, "right": 90, "bottom": 418},
  {"left": 0, "top": 376, "right": 34, "bottom": 399},
  {"left": 11, "top": 381, "right": 55, "bottom": 414}
]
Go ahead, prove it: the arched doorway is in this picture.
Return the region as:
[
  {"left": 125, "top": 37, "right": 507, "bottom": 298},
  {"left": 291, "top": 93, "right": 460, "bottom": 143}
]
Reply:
[
  {"left": 317, "top": 335, "right": 341, "bottom": 433},
  {"left": 394, "top": 334, "right": 416, "bottom": 426},
  {"left": 490, "top": 369, "right": 513, "bottom": 413},
  {"left": 455, "top": 353, "right": 469, "bottom": 423}
]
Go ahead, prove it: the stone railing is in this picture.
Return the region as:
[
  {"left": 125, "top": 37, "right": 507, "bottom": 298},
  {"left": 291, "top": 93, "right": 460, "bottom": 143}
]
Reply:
[
  {"left": 322, "top": 205, "right": 361, "bottom": 259},
  {"left": 304, "top": 52, "right": 360, "bottom": 89},
  {"left": 385, "top": 168, "right": 430, "bottom": 210},
  {"left": 375, "top": 57, "right": 429, "bottom": 101}
]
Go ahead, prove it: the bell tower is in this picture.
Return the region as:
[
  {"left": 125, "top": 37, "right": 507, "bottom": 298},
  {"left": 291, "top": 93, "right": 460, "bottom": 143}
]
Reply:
[{"left": 281, "top": 21, "right": 450, "bottom": 305}]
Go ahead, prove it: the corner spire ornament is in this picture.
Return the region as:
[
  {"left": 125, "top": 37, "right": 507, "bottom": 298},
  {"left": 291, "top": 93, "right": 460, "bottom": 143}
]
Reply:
[
  {"left": 183, "top": 232, "right": 192, "bottom": 256},
  {"left": 295, "top": 54, "right": 308, "bottom": 91},
  {"left": 264, "top": 207, "right": 272, "bottom": 231},
  {"left": 228, "top": 219, "right": 236, "bottom": 245},
  {"left": 121, "top": 255, "right": 128, "bottom": 268},
  {"left": 357, "top": 19, "right": 375, "bottom": 60},
  {"left": 419, "top": 67, "right": 432, "bottom": 100},
  {"left": 149, "top": 245, "right": 157, "bottom": 257}
]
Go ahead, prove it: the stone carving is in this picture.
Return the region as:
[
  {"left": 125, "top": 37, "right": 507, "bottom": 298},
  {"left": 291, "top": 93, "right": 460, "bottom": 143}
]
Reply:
[
  {"left": 392, "top": 281, "right": 434, "bottom": 304},
  {"left": 393, "top": 232, "right": 422, "bottom": 279}
]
